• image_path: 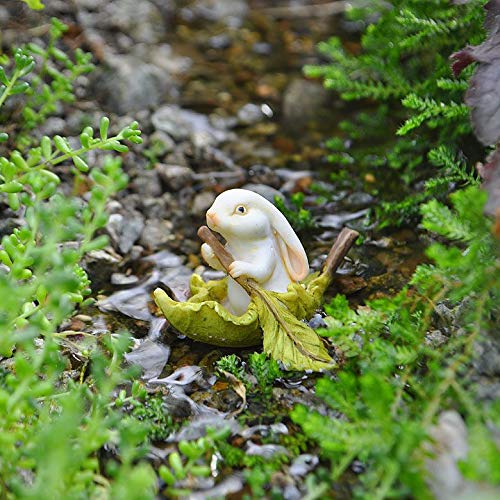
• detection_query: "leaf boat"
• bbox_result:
[153,271,331,348]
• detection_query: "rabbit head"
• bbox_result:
[206,189,309,281]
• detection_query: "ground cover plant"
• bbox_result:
[292,0,500,497]
[0,13,157,498]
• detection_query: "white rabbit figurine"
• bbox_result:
[201,188,309,316]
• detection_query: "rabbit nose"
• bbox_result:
[206,211,218,226]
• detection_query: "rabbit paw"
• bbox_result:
[228,260,253,279]
[201,243,223,271]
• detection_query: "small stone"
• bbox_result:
[131,169,163,197]
[91,55,171,114]
[237,103,266,126]
[241,183,284,203]
[282,78,330,129]
[106,211,145,254]
[111,273,140,286]
[149,130,176,156]
[152,105,229,144]
[157,164,194,191]
[191,191,216,216]
[105,0,166,44]
[139,219,172,250]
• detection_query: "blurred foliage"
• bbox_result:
[294,0,500,497]
[307,0,487,226]
[293,186,499,497]
[0,13,158,497]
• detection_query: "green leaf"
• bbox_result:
[100,116,110,141]
[22,0,45,10]
[11,82,30,95]
[256,287,334,371]
[54,135,71,153]
[41,136,52,159]
[73,156,89,172]
[0,67,8,85]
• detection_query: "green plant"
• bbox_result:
[307,0,486,226]
[0,12,157,497]
[158,427,232,497]
[293,185,499,497]
[275,192,316,232]
[248,351,282,400]
[217,352,282,401]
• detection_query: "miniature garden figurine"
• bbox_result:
[154,188,359,370]
[200,188,309,315]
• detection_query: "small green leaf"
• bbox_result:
[54,135,71,153]
[158,465,176,486]
[257,287,334,371]
[169,453,185,479]
[0,181,23,193]
[80,133,91,148]
[41,136,52,159]
[11,82,30,95]
[73,156,89,172]
[0,250,12,267]
[0,133,8,142]
[22,0,45,10]
[100,117,110,141]
[7,193,19,211]
[0,67,8,85]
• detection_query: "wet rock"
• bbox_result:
[110,273,140,286]
[473,338,500,377]
[157,164,194,191]
[282,78,330,128]
[208,34,232,49]
[425,330,448,348]
[289,454,319,476]
[237,103,267,126]
[40,117,66,136]
[130,168,162,197]
[140,194,175,220]
[139,219,173,251]
[142,249,185,269]
[81,248,121,291]
[318,209,369,229]
[308,313,327,329]
[169,415,240,442]
[124,338,170,379]
[191,191,216,216]
[105,0,166,43]
[106,210,145,254]
[345,191,375,208]
[133,43,192,75]
[246,442,289,458]
[91,55,170,114]
[185,0,248,28]
[426,411,469,500]
[275,168,313,193]
[242,183,284,203]
[150,366,215,390]
[148,130,176,157]
[152,105,229,144]
[188,474,243,500]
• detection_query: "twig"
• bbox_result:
[322,227,360,277]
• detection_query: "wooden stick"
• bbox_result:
[198,225,359,284]
[197,226,253,292]
[322,227,360,277]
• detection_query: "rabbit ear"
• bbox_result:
[266,205,309,281]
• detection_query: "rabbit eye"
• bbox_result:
[235,205,247,214]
